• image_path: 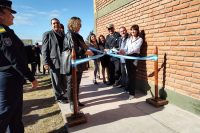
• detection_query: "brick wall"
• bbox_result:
[94,0,200,99]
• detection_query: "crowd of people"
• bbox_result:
[23,17,144,109]
[0,0,143,132]
[88,24,143,100]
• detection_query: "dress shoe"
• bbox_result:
[93,80,98,84]
[61,96,68,101]
[116,84,125,88]
[57,99,68,104]
[112,83,119,87]
[123,88,128,93]
[106,81,114,86]
[78,102,85,107]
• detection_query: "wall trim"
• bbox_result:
[95,0,135,19]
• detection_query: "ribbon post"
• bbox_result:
[146,46,168,107]
[67,48,87,127]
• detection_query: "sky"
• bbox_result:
[11,0,94,43]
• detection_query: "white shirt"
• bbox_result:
[120,38,126,63]
[124,36,143,55]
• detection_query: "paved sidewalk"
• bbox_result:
[58,70,200,133]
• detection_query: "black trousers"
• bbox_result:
[66,70,83,103]
[126,59,137,96]
[31,62,37,76]
[36,58,41,72]
[108,57,121,84]
[0,71,24,133]
[120,63,127,86]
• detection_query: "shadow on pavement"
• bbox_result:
[70,101,164,132]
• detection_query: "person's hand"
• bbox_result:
[44,64,49,70]
[104,49,109,52]
[85,50,94,56]
[119,49,125,55]
[31,79,38,89]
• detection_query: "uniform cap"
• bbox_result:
[0,0,17,14]
[106,24,114,29]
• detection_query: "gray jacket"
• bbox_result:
[42,30,63,70]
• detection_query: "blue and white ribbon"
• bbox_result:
[89,47,158,61]
[71,53,105,66]
[71,47,158,67]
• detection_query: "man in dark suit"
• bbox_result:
[35,42,42,73]
[42,18,67,103]
[25,45,37,76]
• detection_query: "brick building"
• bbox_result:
[94,0,200,115]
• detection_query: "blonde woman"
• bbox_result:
[62,17,93,107]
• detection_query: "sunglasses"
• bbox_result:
[108,28,113,30]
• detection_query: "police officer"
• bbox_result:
[0,1,38,132]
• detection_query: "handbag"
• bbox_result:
[60,49,72,75]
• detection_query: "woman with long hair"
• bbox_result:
[98,35,110,84]
[88,33,100,84]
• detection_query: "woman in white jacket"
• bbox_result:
[119,24,143,100]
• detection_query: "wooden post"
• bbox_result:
[71,48,78,115]
[146,46,168,107]
[154,46,159,100]
[67,48,87,127]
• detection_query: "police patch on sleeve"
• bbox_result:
[3,37,12,46]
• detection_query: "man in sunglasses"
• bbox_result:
[104,24,121,86]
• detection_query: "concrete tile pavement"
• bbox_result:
[58,70,200,133]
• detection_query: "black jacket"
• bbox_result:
[0,24,35,82]
[61,30,88,74]
[105,32,121,61]
[24,45,36,64]
[105,32,121,50]
[63,30,88,59]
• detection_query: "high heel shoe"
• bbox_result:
[93,80,98,84]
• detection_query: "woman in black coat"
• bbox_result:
[62,17,94,108]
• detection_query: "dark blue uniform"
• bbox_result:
[0,25,35,133]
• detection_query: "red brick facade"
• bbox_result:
[94,0,200,99]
